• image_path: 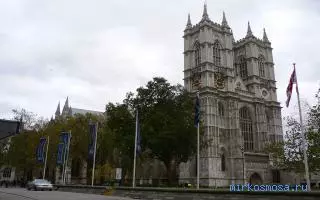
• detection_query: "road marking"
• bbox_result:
[0,190,39,200]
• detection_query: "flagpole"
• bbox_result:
[294,63,311,191]
[197,122,200,189]
[91,123,98,186]
[132,110,138,188]
[43,136,49,180]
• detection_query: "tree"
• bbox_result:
[4,108,46,180]
[12,108,38,130]
[105,103,135,182]
[125,77,197,185]
[267,89,320,175]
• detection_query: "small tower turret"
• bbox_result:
[185,13,192,30]
[221,11,229,28]
[263,28,270,43]
[246,21,254,38]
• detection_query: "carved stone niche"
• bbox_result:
[191,68,202,89]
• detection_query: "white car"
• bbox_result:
[27,179,53,191]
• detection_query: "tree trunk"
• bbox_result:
[165,158,178,187]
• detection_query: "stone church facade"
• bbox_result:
[179,4,283,187]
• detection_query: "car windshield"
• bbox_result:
[34,179,50,184]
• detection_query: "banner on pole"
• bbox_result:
[60,132,70,145]
[36,137,47,163]
[56,143,64,165]
[88,123,97,159]
[136,111,141,156]
[194,92,200,127]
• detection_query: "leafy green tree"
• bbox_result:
[4,108,47,180]
[267,89,320,175]
[105,103,135,182]
[125,77,197,185]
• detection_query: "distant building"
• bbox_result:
[54,97,104,120]
[53,97,104,185]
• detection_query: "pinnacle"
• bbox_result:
[246,21,253,38]
[186,13,192,29]
[222,11,229,27]
[201,2,210,22]
[263,28,270,43]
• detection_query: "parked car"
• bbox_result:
[27,179,53,191]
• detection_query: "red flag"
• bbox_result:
[286,67,297,107]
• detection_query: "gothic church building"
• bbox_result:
[179,4,283,186]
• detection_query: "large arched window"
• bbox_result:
[240,107,253,151]
[239,57,248,78]
[195,42,201,67]
[258,56,265,77]
[213,41,221,66]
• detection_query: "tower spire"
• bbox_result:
[263,28,270,43]
[246,21,253,38]
[62,96,69,115]
[201,2,210,22]
[55,101,60,117]
[186,13,192,29]
[222,11,229,27]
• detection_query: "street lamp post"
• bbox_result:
[240,146,245,184]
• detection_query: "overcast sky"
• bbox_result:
[0,0,319,120]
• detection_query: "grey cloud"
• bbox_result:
[0,0,319,118]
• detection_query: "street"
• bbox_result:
[0,188,133,200]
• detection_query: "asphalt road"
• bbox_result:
[0,188,133,200]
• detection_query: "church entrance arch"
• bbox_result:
[249,172,262,184]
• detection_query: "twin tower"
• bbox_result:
[180,4,283,186]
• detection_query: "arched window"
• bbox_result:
[3,167,11,178]
[213,41,221,66]
[266,110,271,133]
[240,107,253,151]
[195,42,201,67]
[221,153,226,171]
[258,56,265,77]
[218,102,224,116]
[239,57,248,78]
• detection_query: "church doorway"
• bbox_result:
[249,172,262,185]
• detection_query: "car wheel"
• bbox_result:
[34,186,37,191]
[27,187,31,191]
[49,189,52,191]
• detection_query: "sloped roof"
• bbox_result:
[70,108,104,116]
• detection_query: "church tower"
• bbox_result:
[180,4,283,186]
[55,102,61,120]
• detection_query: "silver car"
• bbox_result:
[27,179,53,191]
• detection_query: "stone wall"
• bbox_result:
[55,185,320,200]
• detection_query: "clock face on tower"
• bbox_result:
[214,72,225,89]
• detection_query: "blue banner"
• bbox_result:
[56,143,64,165]
[57,132,71,165]
[136,110,141,156]
[36,137,46,163]
[194,92,200,127]
[60,132,70,145]
[88,123,97,159]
